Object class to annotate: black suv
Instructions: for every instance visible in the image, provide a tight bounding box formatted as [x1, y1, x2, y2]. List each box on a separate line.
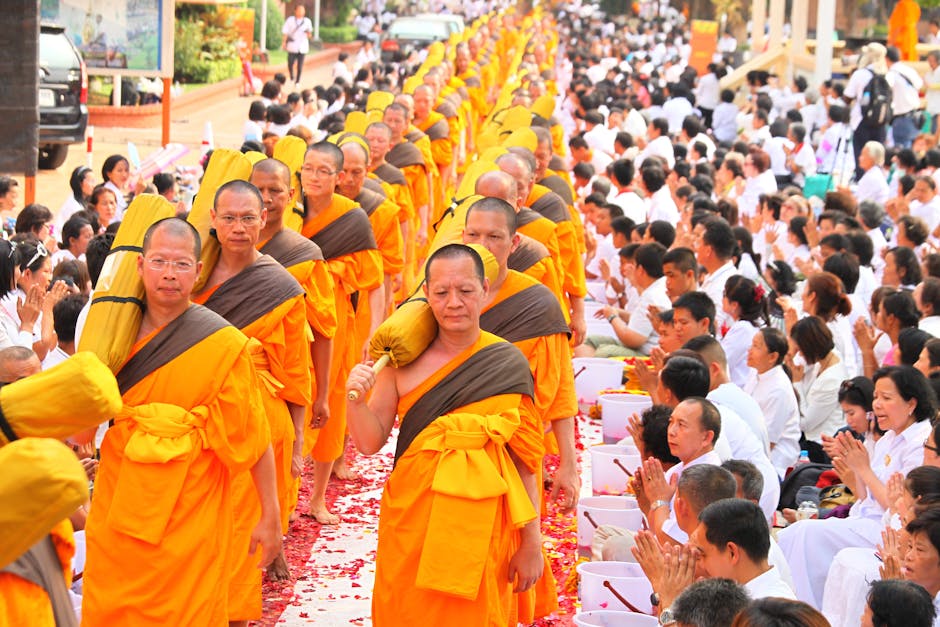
[39, 23, 88, 169]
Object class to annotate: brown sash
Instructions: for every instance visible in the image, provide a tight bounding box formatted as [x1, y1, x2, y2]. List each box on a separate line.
[481, 283, 570, 343]
[1, 535, 77, 627]
[116, 305, 229, 395]
[387, 141, 425, 169]
[457, 86, 470, 101]
[540, 174, 574, 205]
[362, 177, 387, 197]
[516, 207, 544, 227]
[404, 129, 427, 144]
[202, 255, 304, 330]
[260, 228, 324, 268]
[395, 341, 533, 464]
[507, 236, 549, 272]
[356, 188, 385, 216]
[435, 100, 457, 119]
[462, 75, 482, 88]
[310, 207, 377, 260]
[548, 155, 566, 172]
[373, 162, 407, 187]
[531, 188, 571, 224]
[424, 119, 450, 142]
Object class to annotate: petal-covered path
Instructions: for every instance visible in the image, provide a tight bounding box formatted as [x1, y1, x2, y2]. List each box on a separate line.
[258, 414, 603, 626]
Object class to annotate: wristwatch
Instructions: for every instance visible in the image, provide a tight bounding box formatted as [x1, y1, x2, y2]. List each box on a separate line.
[659, 608, 675, 625]
[607, 313, 617, 323]
[651, 499, 670, 512]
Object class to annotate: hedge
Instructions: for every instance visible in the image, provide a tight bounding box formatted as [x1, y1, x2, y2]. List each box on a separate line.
[319, 25, 358, 43]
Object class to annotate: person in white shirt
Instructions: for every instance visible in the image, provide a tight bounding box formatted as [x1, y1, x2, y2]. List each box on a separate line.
[915, 278, 940, 338]
[569, 135, 613, 175]
[745, 109, 773, 146]
[636, 117, 675, 169]
[662, 83, 694, 135]
[815, 104, 855, 179]
[581, 242, 671, 356]
[641, 166, 680, 224]
[41, 294, 84, 370]
[716, 275, 765, 385]
[910, 175, 940, 235]
[609, 159, 646, 224]
[695, 217, 740, 334]
[281, 4, 313, 85]
[58, 166, 95, 231]
[779, 365, 935, 609]
[691, 499, 796, 599]
[695, 64, 721, 128]
[712, 89, 740, 145]
[925, 52, 940, 134]
[745, 328, 802, 476]
[738, 148, 778, 219]
[844, 43, 892, 180]
[784, 123, 817, 187]
[886, 46, 924, 149]
[856, 141, 891, 205]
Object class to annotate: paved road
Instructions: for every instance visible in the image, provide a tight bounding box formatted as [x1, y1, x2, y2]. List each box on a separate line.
[22, 61, 332, 219]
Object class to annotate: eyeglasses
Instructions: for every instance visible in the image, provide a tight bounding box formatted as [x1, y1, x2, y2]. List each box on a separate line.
[216, 214, 261, 227]
[925, 439, 940, 455]
[302, 166, 337, 178]
[145, 258, 195, 273]
[25, 242, 48, 268]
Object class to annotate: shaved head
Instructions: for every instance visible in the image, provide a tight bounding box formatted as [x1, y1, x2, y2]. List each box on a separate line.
[251, 158, 292, 186]
[0, 347, 41, 383]
[475, 171, 517, 205]
[143, 217, 201, 260]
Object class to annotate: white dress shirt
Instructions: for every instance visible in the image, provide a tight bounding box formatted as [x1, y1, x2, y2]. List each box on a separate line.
[855, 167, 890, 205]
[921, 315, 940, 338]
[611, 190, 647, 224]
[647, 186, 680, 224]
[745, 365, 802, 477]
[744, 566, 797, 600]
[796, 360, 850, 442]
[720, 320, 759, 387]
[628, 277, 672, 355]
[709, 381, 770, 454]
[637, 135, 675, 169]
[700, 261, 739, 334]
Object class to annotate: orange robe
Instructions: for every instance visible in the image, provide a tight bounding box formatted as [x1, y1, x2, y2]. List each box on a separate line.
[0, 520, 74, 627]
[889, 0, 920, 62]
[526, 186, 588, 304]
[480, 271, 578, 623]
[82, 308, 269, 626]
[301, 195, 383, 462]
[372, 332, 539, 627]
[193, 257, 311, 620]
[258, 229, 338, 523]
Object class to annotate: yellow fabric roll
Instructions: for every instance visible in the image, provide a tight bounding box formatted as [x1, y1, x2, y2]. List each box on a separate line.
[272, 136, 308, 233]
[0, 438, 88, 569]
[0, 352, 122, 445]
[188, 149, 253, 292]
[78, 194, 176, 371]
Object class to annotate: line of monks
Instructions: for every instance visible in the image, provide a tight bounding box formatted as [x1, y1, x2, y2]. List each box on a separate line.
[4, 8, 595, 627]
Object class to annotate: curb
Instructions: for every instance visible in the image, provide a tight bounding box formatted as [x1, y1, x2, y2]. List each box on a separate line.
[88, 43, 361, 129]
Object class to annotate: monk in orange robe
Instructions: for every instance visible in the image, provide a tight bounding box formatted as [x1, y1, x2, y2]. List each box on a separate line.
[338, 140, 404, 317]
[299, 142, 383, 524]
[889, 0, 920, 62]
[384, 103, 431, 259]
[345, 244, 544, 626]
[190, 181, 311, 623]
[82, 218, 279, 626]
[463, 198, 581, 623]
[366, 122, 419, 298]
[413, 85, 454, 210]
[0, 519, 76, 626]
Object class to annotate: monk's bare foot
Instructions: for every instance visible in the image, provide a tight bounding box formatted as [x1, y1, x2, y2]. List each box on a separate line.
[305, 502, 341, 525]
[331, 456, 359, 481]
[266, 551, 291, 582]
[289, 508, 301, 523]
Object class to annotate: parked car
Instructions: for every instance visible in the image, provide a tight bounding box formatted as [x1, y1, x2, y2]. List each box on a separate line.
[413, 13, 466, 36]
[380, 17, 451, 62]
[38, 23, 88, 170]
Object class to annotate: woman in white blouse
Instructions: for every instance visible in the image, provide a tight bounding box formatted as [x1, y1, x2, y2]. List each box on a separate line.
[789, 316, 849, 460]
[745, 327, 801, 477]
[779, 365, 936, 609]
[721, 275, 767, 386]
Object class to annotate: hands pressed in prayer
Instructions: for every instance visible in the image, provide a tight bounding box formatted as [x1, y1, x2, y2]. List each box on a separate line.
[16, 284, 43, 330]
[658, 543, 698, 610]
[640, 457, 677, 504]
[877, 527, 903, 580]
[834, 430, 871, 474]
[632, 529, 666, 591]
[853, 317, 881, 353]
[634, 358, 659, 399]
[627, 413, 646, 459]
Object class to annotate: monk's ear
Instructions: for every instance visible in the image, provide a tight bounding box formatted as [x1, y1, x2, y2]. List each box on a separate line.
[137, 253, 144, 277]
[481, 277, 490, 296]
[510, 233, 521, 253]
[259, 207, 268, 229]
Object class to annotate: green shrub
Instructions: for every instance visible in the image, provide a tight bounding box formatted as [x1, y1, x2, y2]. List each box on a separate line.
[174, 10, 240, 83]
[247, 0, 285, 50]
[319, 25, 358, 43]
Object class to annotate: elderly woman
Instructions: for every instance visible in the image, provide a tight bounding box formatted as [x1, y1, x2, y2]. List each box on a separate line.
[855, 141, 891, 205]
[779, 365, 936, 610]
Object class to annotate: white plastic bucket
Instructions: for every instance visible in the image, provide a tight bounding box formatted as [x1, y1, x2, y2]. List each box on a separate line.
[577, 496, 643, 553]
[574, 610, 659, 627]
[574, 358, 624, 405]
[577, 561, 655, 614]
[586, 318, 616, 338]
[586, 280, 608, 302]
[590, 445, 642, 496]
[599, 394, 653, 444]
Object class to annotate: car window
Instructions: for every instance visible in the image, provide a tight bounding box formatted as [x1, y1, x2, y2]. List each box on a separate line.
[389, 20, 448, 38]
[40, 32, 79, 69]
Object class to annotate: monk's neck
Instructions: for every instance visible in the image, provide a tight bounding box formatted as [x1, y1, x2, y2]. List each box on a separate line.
[304, 194, 333, 217]
[259, 222, 284, 242]
[414, 113, 428, 126]
[485, 268, 509, 305]
[435, 329, 481, 355]
[140, 302, 190, 338]
[212, 249, 260, 285]
[369, 159, 386, 172]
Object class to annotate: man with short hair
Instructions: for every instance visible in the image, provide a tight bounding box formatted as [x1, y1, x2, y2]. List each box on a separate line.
[690, 499, 796, 599]
[345, 244, 543, 625]
[640, 166, 680, 224]
[609, 159, 646, 224]
[915, 277, 940, 337]
[636, 118, 675, 169]
[0, 346, 41, 382]
[82, 218, 279, 625]
[384, 102, 430, 251]
[42, 293, 86, 369]
[669, 578, 751, 627]
[412, 84, 454, 192]
[694, 217, 739, 332]
[672, 292, 717, 345]
[910, 175, 940, 235]
[663, 247, 698, 302]
[299, 142, 383, 524]
[191, 180, 311, 622]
